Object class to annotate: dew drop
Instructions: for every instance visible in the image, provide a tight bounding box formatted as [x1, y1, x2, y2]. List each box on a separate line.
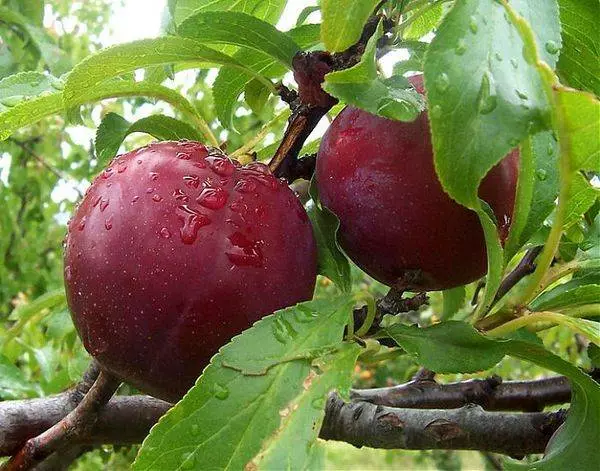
[176, 152, 191, 160]
[515, 89, 528, 100]
[311, 396, 326, 410]
[104, 216, 113, 231]
[132, 195, 140, 203]
[152, 194, 163, 202]
[149, 172, 159, 181]
[430, 104, 442, 119]
[191, 424, 200, 435]
[102, 167, 113, 179]
[271, 316, 298, 343]
[547, 144, 554, 155]
[494, 52, 503, 61]
[477, 71, 497, 115]
[117, 162, 127, 173]
[197, 187, 228, 209]
[78, 217, 87, 231]
[435, 73, 450, 93]
[234, 179, 257, 194]
[137, 159, 143, 165]
[99, 197, 109, 212]
[455, 38, 467, 55]
[468, 16, 478, 33]
[146, 187, 154, 194]
[294, 305, 319, 323]
[92, 195, 102, 208]
[0, 96, 23, 107]
[177, 205, 211, 244]
[50, 78, 65, 90]
[510, 58, 518, 69]
[65, 265, 72, 281]
[535, 169, 548, 181]
[173, 188, 189, 202]
[213, 383, 230, 400]
[183, 174, 200, 189]
[206, 156, 235, 177]
[545, 40, 559, 55]
[160, 227, 171, 238]
[225, 232, 264, 267]
[180, 453, 195, 469]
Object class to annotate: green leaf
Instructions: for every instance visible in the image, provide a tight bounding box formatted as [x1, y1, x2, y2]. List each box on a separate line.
[0, 77, 208, 142]
[563, 173, 600, 229]
[0, 71, 63, 104]
[504, 132, 559, 259]
[0, 7, 71, 75]
[404, 4, 444, 40]
[95, 113, 203, 166]
[173, 0, 286, 26]
[383, 321, 507, 373]
[133, 296, 354, 471]
[588, 343, 600, 368]
[324, 24, 425, 122]
[296, 6, 320, 27]
[423, 0, 560, 209]
[441, 286, 466, 320]
[320, 0, 379, 53]
[250, 343, 361, 470]
[531, 270, 600, 311]
[213, 24, 320, 129]
[244, 79, 270, 114]
[555, 87, 600, 173]
[178, 11, 300, 67]
[0, 354, 36, 398]
[3, 289, 66, 350]
[307, 178, 352, 293]
[557, 0, 600, 95]
[63, 37, 271, 109]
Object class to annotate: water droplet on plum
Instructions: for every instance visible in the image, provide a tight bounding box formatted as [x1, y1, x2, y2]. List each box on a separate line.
[196, 187, 228, 209]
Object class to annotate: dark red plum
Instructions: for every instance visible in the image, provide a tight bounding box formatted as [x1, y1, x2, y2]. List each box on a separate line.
[64, 141, 317, 401]
[316, 78, 519, 291]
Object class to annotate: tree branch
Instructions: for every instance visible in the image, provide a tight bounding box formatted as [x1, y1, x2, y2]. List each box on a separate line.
[350, 375, 571, 412]
[319, 393, 567, 456]
[493, 246, 543, 306]
[0, 375, 573, 459]
[0, 396, 171, 456]
[2, 370, 120, 471]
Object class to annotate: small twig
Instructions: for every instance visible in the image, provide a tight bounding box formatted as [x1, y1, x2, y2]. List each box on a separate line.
[493, 246, 543, 306]
[412, 368, 436, 382]
[3, 370, 120, 471]
[269, 13, 385, 181]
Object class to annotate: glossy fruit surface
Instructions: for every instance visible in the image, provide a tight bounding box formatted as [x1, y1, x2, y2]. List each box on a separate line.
[316, 80, 519, 291]
[64, 141, 317, 401]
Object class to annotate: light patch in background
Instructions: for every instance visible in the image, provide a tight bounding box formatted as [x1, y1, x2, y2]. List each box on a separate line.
[0, 152, 12, 186]
[101, 0, 166, 46]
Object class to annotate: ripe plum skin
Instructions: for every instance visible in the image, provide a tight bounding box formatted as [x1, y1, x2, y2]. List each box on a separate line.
[316, 87, 519, 291]
[64, 141, 317, 401]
